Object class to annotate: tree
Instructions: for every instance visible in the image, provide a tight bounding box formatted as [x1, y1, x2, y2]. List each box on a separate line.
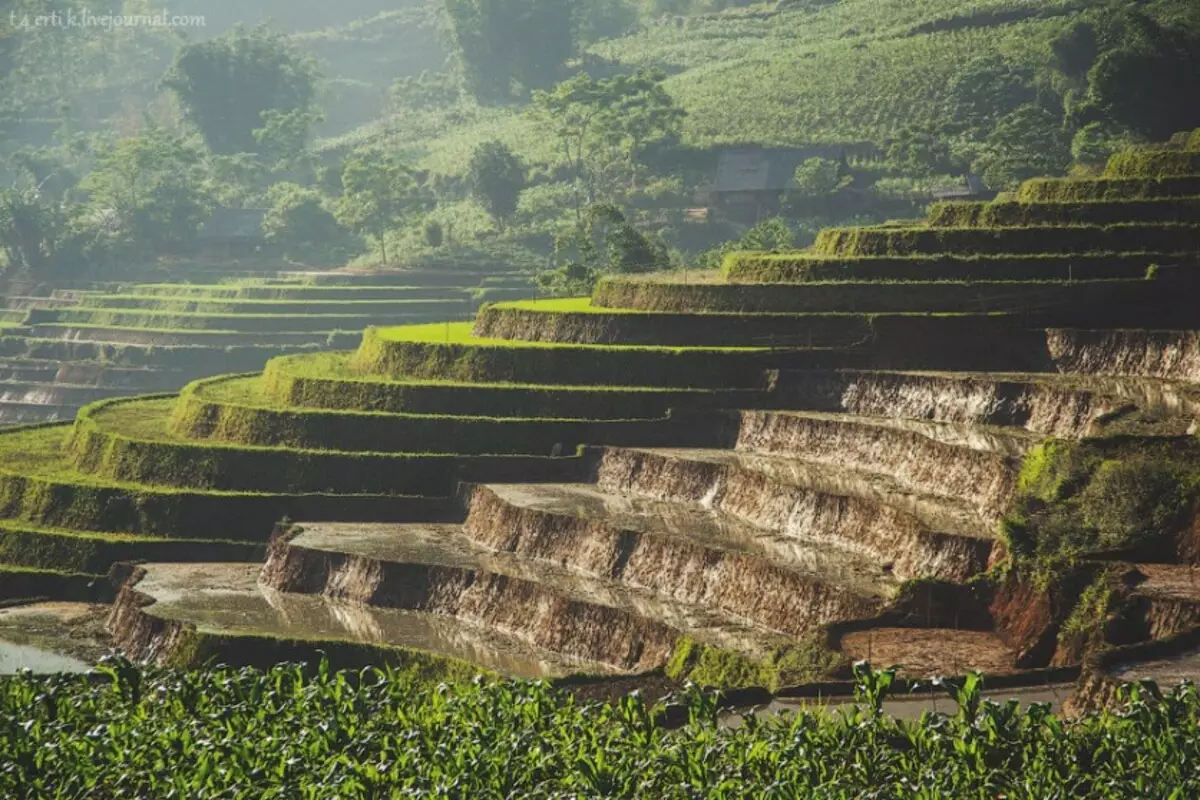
[574, 0, 638, 44]
[944, 56, 1037, 135]
[602, 70, 685, 189]
[884, 129, 954, 177]
[1052, 5, 1200, 140]
[1087, 42, 1200, 140]
[467, 142, 526, 231]
[791, 157, 852, 200]
[163, 25, 318, 155]
[0, 186, 77, 276]
[82, 130, 211, 254]
[443, 0, 576, 104]
[1071, 121, 1126, 169]
[534, 73, 619, 217]
[263, 183, 355, 265]
[335, 149, 422, 265]
[253, 108, 323, 178]
[533, 70, 683, 215]
[1050, 22, 1100, 84]
[972, 104, 1071, 190]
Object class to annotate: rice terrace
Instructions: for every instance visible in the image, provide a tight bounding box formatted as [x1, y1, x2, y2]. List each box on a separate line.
[2, 0, 1200, 796]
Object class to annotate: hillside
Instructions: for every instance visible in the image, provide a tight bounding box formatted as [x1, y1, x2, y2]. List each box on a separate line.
[326, 0, 1093, 177]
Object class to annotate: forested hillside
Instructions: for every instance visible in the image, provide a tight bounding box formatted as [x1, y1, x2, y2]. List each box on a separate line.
[1, 0, 1197, 286]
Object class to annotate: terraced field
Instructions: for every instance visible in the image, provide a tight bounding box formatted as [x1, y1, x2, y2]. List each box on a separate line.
[8, 134, 1200, 706]
[0, 269, 535, 428]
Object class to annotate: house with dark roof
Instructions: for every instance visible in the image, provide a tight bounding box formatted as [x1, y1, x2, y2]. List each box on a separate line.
[708, 146, 849, 220]
[931, 174, 994, 202]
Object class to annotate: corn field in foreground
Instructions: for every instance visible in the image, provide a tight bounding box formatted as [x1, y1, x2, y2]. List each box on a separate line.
[2, 659, 1197, 799]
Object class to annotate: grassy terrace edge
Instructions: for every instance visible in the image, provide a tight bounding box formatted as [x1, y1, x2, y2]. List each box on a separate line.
[168, 374, 714, 454]
[65, 395, 591, 494]
[0, 422, 456, 538]
[351, 323, 827, 386]
[259, 352, 767, 416]
[720, 251, 1183, 283]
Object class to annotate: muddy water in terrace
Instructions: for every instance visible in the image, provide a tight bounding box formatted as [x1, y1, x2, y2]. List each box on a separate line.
[0, 639, 90, 673]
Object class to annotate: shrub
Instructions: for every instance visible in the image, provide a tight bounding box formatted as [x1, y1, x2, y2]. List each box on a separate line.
[1080, 457, 1194, 550]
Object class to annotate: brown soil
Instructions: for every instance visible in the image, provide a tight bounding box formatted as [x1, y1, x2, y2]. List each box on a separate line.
[837, 627, 1017, 678]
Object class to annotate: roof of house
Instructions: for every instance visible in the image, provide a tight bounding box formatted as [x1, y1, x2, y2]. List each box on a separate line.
[199, 208, 267, 241]
[931, 174, 990, 200]
[713, 146, 847, 193]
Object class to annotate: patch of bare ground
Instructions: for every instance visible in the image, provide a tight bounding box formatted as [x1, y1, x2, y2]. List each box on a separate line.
[837, 628, 1016, 678]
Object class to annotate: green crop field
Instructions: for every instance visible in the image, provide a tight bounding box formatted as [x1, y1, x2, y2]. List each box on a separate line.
[3, 662, 1197, 798]
[366, 0, 1084, 179]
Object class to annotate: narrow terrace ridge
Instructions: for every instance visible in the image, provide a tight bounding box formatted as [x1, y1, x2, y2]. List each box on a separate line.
[170, 375, 720, 454]
[724, 251, 1192, 283]
[68, 397, 589, 494]
[353, 322, 859, 386]
[0, 424, 455, 543]
[258, 352, 768, 417]
[594, 274, 1164, 313]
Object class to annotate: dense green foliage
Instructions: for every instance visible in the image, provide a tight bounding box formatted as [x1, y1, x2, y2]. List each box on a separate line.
[163, 26, 319, 156]
[1005, 439, 1200, 566]
[467, 141, 527, 230]
[4, 660, 1200, 798]
[335, 149, 424, 264]
[443, 0, 576, 103]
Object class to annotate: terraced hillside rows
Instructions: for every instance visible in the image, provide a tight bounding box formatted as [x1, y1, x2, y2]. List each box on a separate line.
[0, 269, 534, 428]
[9, 134, 1200, 700]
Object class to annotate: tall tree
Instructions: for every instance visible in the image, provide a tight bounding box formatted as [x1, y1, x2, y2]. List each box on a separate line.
[335, 149, 421, 265]
[82, 130, 211, 254]
[163, 25, 318, 155]
[443, 0, 576, 103]
[467, 141, 526, 231]
[534, 70, 683, 214]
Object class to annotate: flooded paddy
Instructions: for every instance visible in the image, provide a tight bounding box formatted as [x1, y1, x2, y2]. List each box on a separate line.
[0, 602, 109, 674]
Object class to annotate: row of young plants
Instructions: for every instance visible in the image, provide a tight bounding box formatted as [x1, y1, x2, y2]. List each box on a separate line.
[2, 658, 1196, 798]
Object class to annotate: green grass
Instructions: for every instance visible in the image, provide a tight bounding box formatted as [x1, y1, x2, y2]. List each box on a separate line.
[0, 422, 453, 539]
[75, 295, 477, 315]
[370, 321, 782, 353]
[1105, 149, 1200, 179]
[666, 636, 845, 693]
[259, 351, 763, 418]
[722, 250, 1189, 283]
[354, 324, 841, 388]
[812, 223, 1200, 257]
[39, 308, 468, 334]
[1017, 176, 1200, 203]
[1004, 437, 1200, 568]
[65, 394, 591, 494]
[183, 373, 668, 424]
[0, 518, 262, 573]
[167, 372, 708, 455]
[926, 198, 1200, 228]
